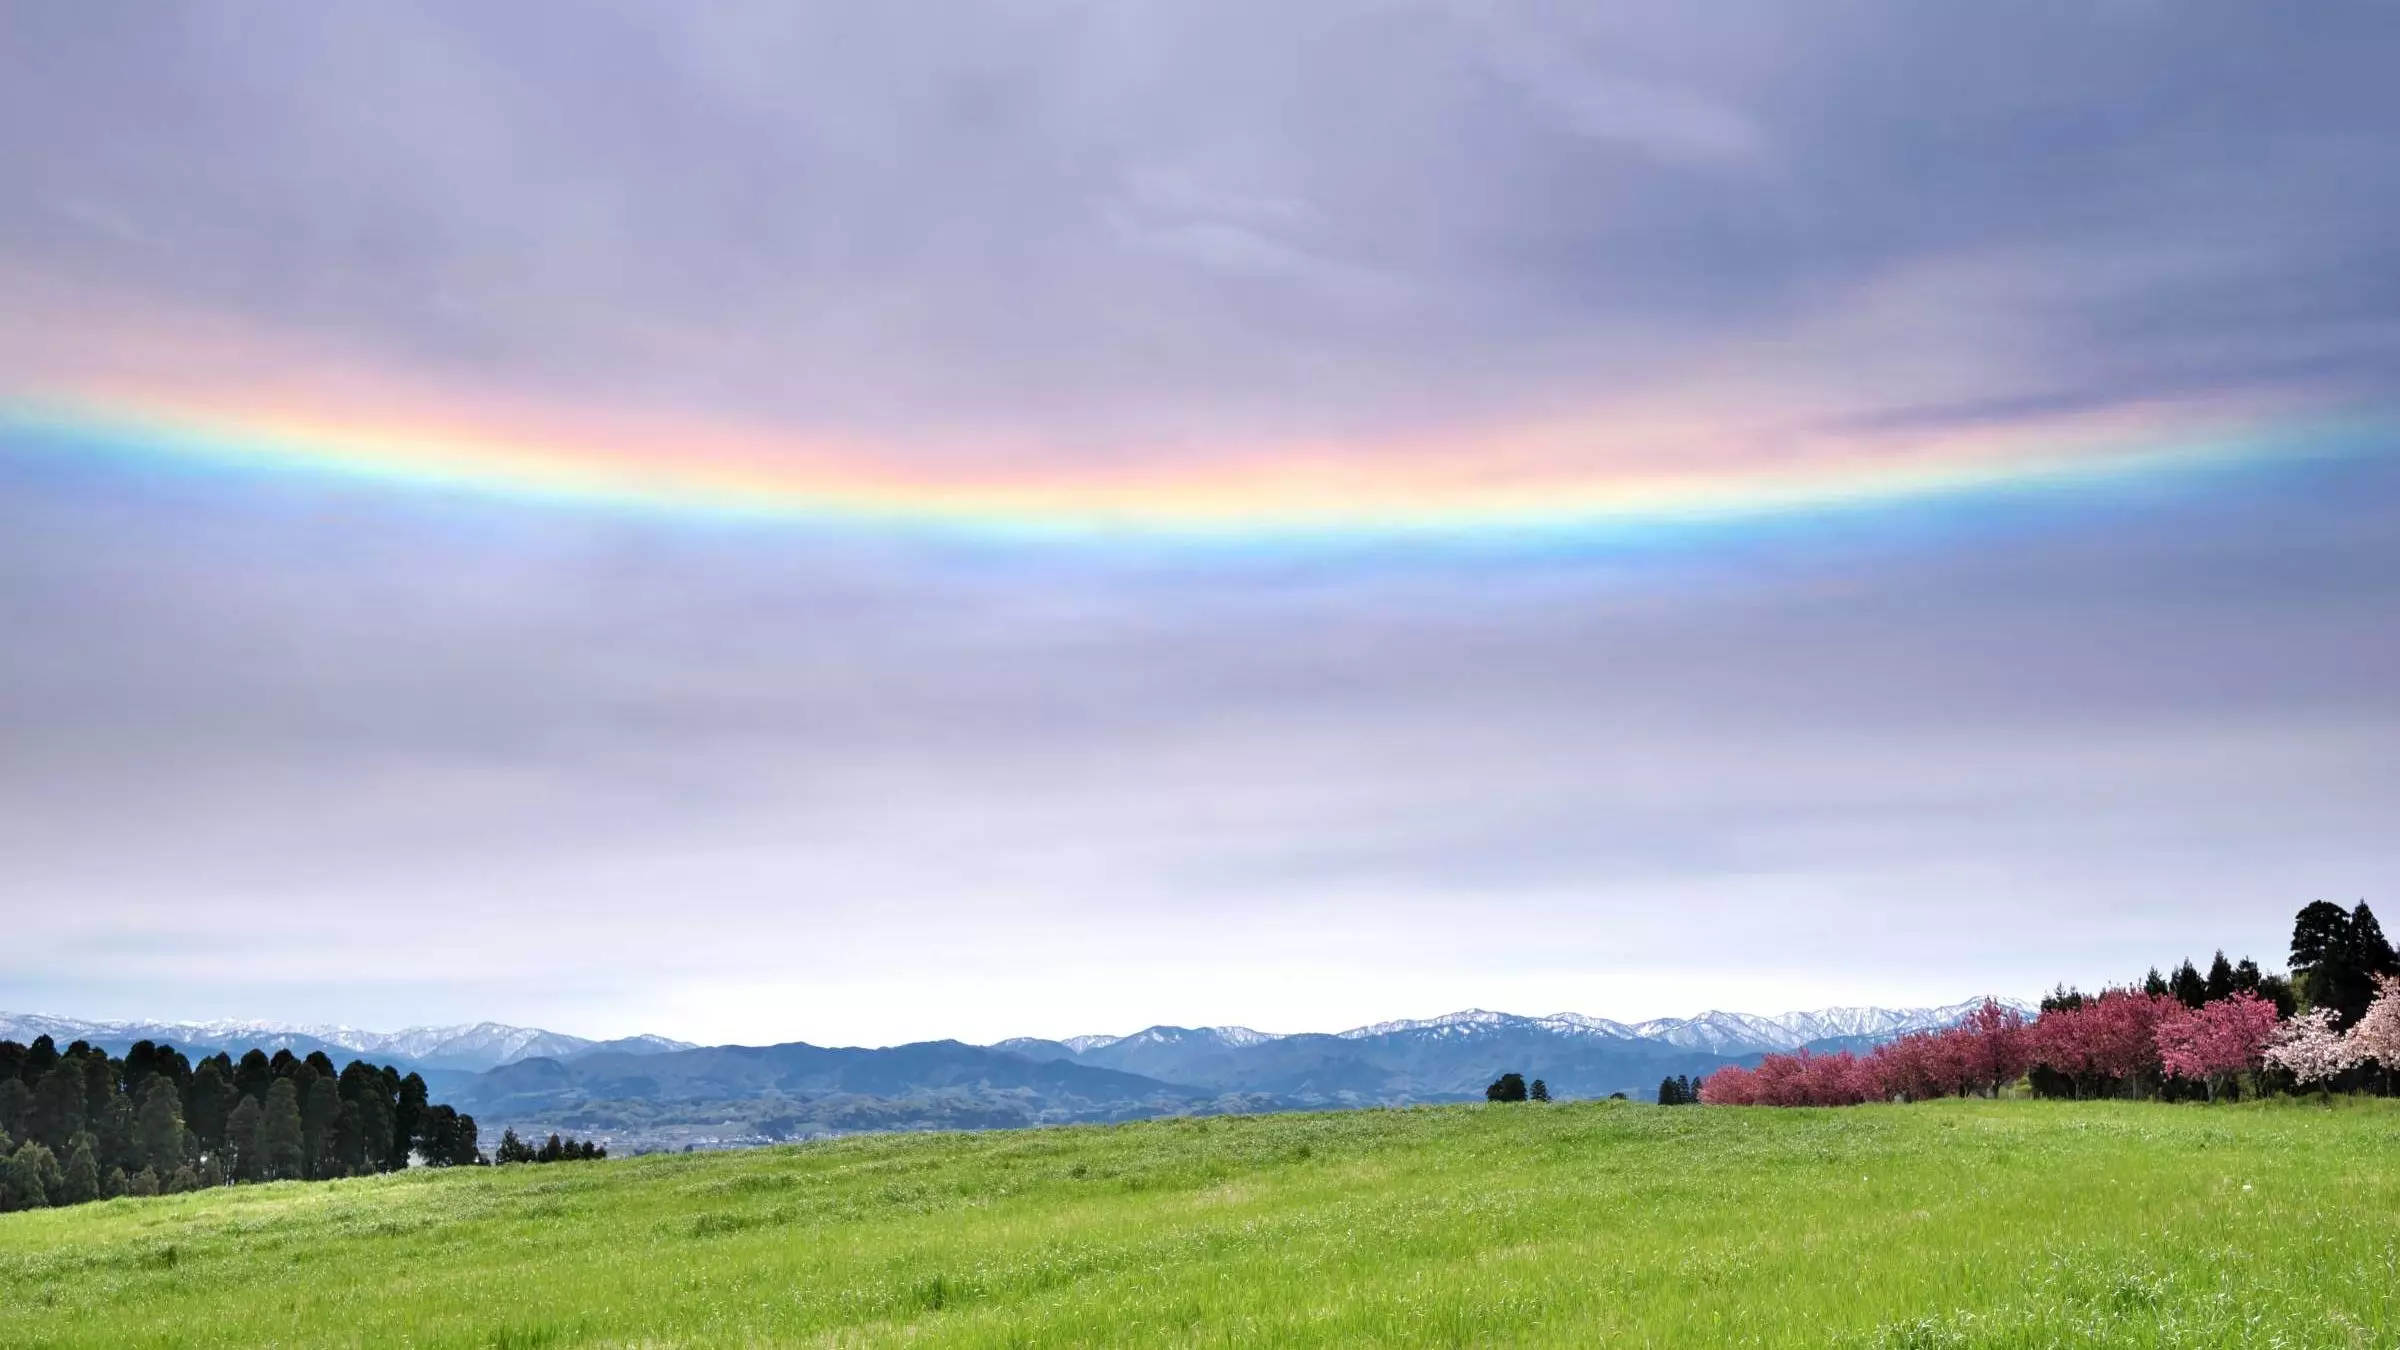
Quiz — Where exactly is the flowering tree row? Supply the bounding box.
[1697,985,2375,1107]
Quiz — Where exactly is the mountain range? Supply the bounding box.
[5,999,2021,1151]
[0,1013,694,1072]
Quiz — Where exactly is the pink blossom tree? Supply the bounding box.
[1955,1000,2032,1095]
[2154,992,2281,1101]
[2083,991,2173,1097]
[1698,1064,1758,1105]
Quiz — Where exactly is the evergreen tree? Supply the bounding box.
[59,1135,100,1205]
[2204,952,2236,1002]
[392,1074,429,1170]
[234,1049,275,1105]
[2143,968,2170,998]
[2169,960,2208,1009]
[80,1051,116,1130]
[1485,1072,1528,1103]
[4,1140,59,1210]
[24,1035,59,1080]
[225,1096,265,1182]
[2232,957,2264,994]
[184,1059,232,1156]
[260,1080,305,1181]
[127,1167,160,1197]
[102,1166,127,1199]
[1657,1076,1684,1106]
[0,1078,30,1143]
[94,1093,137,1178]
[29,1065,87,1151]
[300,1070,341,1179]
[2291,900,2356,1016]
[1528,1079,1551,1102]
[2352,903,2397,982]
[136,1077,187,1174]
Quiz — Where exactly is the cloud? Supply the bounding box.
[1,3,2397,1039]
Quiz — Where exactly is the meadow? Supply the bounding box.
[4,1098,2397,1348]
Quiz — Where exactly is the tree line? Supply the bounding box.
[0,1037,482,1212]
[493,1128,606,1164]
[1701,900,2394,1108]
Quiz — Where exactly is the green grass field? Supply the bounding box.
[5,1098,2398,1348]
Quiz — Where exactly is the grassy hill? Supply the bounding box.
[5,1098,2398,1347]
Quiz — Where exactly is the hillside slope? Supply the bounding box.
[3,1099,2394,1348]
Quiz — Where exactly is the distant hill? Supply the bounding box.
[0,1013,695,1072]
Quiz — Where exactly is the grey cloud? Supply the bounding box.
[4,3,2396,444]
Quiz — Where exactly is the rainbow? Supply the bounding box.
[0,391,2385,549]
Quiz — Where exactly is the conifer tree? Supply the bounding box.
[261,1080,305,1180]
[301,1073,341,1179]
[59,1135,100,1206]
[0,1078,29,1143]
[2204,952,2236,1002]
[1529,1079,1551,1102]
[29,1065,86,1151]
[185,1059,232,1156]
[2170,960,2208,1009]
[225,1096,265,1182]
[136,1077,186,1174]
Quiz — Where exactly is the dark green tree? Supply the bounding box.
[2351,903,2397,983]
[260,1080,305,1181]
[0,1078,29,1143]
[1528,1079,1551,1102]
[225,1096,265,1182]
[2204,952,2236,1002]
[59,1135,100,1205]
[137,1078,187,1174]
[94,1092,137,1177]
[233,1049,275,1104]
[28,1065,87,1151]
[392,1074,429,1170]
[2292,900,2356,1018]
[299,1070,341,1179]
[80,1051,116,1130]
[1485,1072,1528,1103]
[2232,957,2263,994]
[2142,968,2170,998]
[1657,1076,1684,1106]
[185,1058,232,1157]
[3,1140,58,1210]
[2169,960,2208,1009]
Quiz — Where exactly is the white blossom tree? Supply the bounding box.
[2264,1006,2353,1087]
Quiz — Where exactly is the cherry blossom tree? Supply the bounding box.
[2343,975,2400,1086]
[2154,992,2281,1101]
[2264,1006,2353,1088]
[1955,1000,2032,1096]
[2083,991,2173,1096]
[1698,1064,1758,1105]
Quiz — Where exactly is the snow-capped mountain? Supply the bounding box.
[1061,1025,1281,1054]
[0,1013,694,1072]
[1625,999,2028,1056]
[1336,1010,1641,1041]
[1027,998,2025,1065]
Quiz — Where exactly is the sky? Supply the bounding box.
[3,2,2397,1048]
